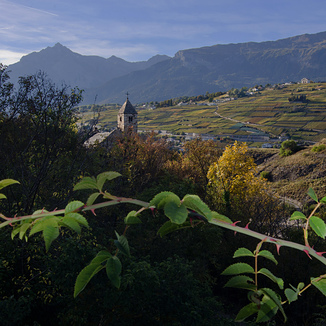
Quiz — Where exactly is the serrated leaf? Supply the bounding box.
[65,201,84,214]
[60,216,81,233]
[124,211,142,225]
[32,209,49,215]
[285,288,298,303]
[290,211,307,221]
[106,256,121,288]
[19,222,31,240]
[260,288,287,322]
[43,225,60,251]
[222,263,254,275]
[182,195,212,221]
[309,216,326,239]
[224,275,256,291]
[29,216,59,236]
[311,276,326,296]
[96,171,121,192]
[235,303,259,322]
[86,192,101,206]
[73,177,98,191]
[233,248,255,258]
[74,262,105,297]
[258,250,278,265]
[256,297,278,323]
[308,187,318,202]
[164,201,188,224]
[0,179,19,190]
[211,211,232,223]
[149,191,179,208]
[65,213,89,228]
[90,251,112,265]
[258,268,284,289]
[11,227,21,239]
[157,220,191,237]
[114,232,130,257]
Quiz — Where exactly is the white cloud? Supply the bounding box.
[0,50,26,65]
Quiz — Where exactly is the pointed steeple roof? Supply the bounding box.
[119,96,137,115]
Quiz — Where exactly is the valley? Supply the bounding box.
[80,81,326,146]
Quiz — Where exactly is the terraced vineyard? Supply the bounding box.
[79,82,326,143]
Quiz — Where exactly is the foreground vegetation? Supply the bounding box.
[1,65,326,325]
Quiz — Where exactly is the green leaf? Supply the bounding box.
[124,211,142,225]
[90,250,112,264]
[29,216,60,236]
[182,195,212,221]
[43,225,60,251]
[321,196,326,204]
[308,187,318,202]
[0,194,7,200]
[221,263,254,275]
[164,201,188,224]
[149,191,179,208]
[96,172,121,192]
[114,232,130,257]
[106,256,122,288]
[311,276,326,296]
[11,226,21,239]
[258,268,284,289]
[260,288,287,322]
[74,263,105,297]
[256,297,278,323]
[157,220,191,237]
[74,177,98,191]
[258,250,278,265]
[19,222,31,240]
[290,211,307,221]
[86,192,101,206]
[211,211,232,224]
[0,179,19,190]
[309,216,326,239]
[233,248,254,258]
[65,201,84,214]
[224,275,256,291]
[285,288,298,303]
[235,303,259,322]
[60,216,81,233]
[64,213,89,228]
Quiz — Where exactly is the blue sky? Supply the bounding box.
[1,0,326,65]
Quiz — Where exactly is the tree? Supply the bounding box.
[207,141,267,216]
[0,69,85,215]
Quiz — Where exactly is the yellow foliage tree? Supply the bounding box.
[207,141,267,215]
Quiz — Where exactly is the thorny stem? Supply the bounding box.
[209,219,326,266]
[1,196,326,268]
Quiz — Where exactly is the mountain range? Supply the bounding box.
[7,31,326,104]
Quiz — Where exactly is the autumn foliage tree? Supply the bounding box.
[206,141,280,228]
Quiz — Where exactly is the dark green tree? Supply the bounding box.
[0,68,85,215]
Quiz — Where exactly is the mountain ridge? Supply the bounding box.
[7,32,326,104]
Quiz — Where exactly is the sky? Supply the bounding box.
[1,0,326,65]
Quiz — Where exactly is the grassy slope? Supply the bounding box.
[253,139,326,203]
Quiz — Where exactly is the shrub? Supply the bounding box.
[311,144,326,153]
[260,170,271,181]
[279,140,299,157]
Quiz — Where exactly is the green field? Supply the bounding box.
[79,82,326,142]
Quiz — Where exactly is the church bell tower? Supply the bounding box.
[117,94,138,132]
